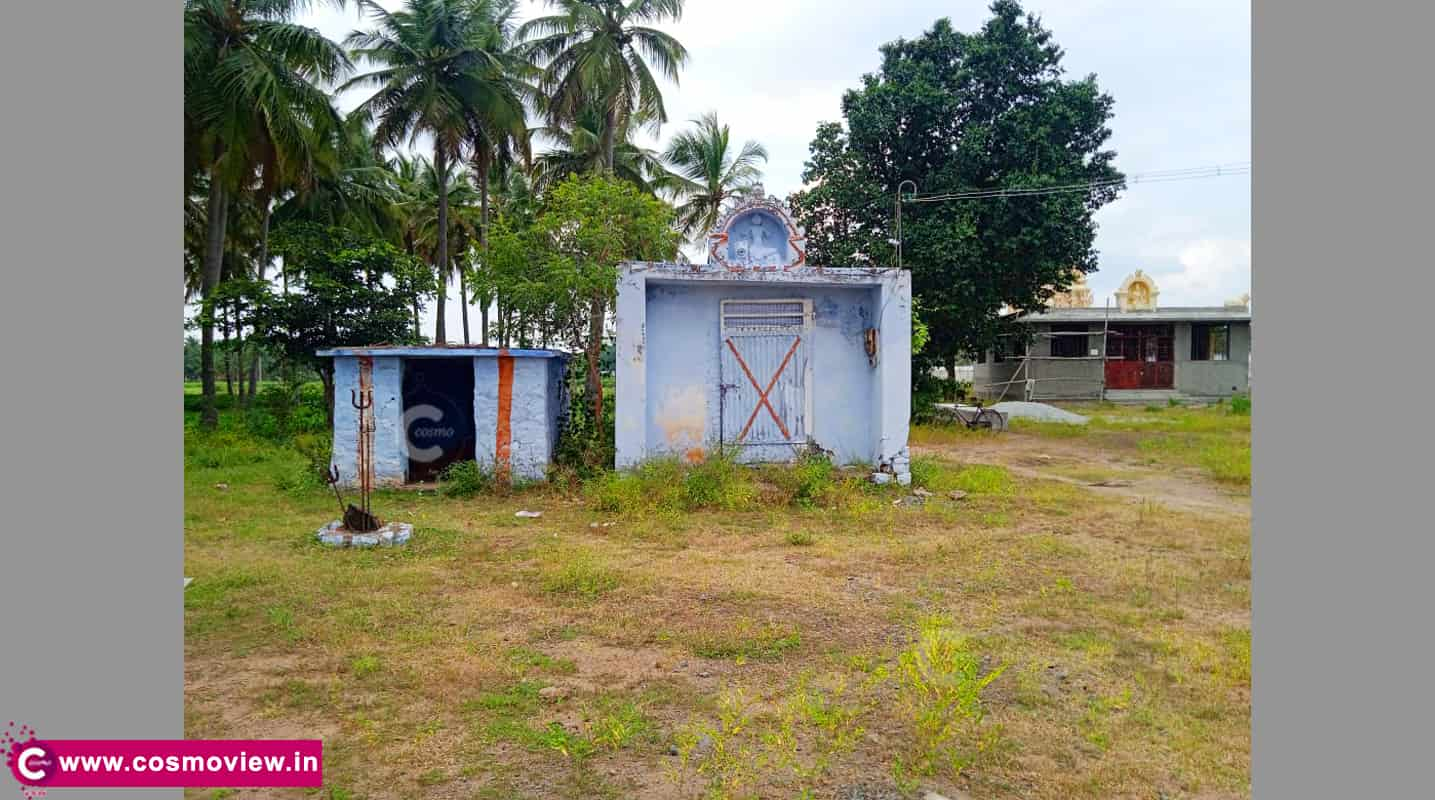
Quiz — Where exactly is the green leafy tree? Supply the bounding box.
[663,111,768,240]
[788,1,1124,399]
[344,0,528,344]
[519,0,689,171]
[184,0,351,427]
[255,224,423,421]
[526,174,678,424]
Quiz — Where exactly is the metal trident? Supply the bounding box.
[350,388,375,520]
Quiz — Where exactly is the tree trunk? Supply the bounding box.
[477,155,491,347]
[319,365,335,429]
[248,200,271,399]
[459,267,471,345]
[199,169,228,429]
[944,351,958,402]
[234,301,246,402]
[480,295,490,348]
[601,101,618,173]
[496,295,504,347]
[433,144,449,344]
[222,317,233,396]
[587,295,605,424]
[404,236,421,340]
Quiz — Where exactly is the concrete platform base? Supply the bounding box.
[316,520,413,548]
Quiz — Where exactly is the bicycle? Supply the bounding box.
[944,399,1008,431]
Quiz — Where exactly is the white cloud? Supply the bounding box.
[1155,238,1251,304]
[288,0,1250,329]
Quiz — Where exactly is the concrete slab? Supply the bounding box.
[316,520,413,548]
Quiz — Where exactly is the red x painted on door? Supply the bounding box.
[720,333,808,447]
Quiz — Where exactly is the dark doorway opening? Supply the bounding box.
[402,358,476,482]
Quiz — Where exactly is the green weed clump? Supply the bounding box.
[1201,442,1251,485]
[893,617,1005,783]
[1229,393,1251,415]
[439,460,491,498]
[541,550,621,600]
[910,456,1015,496]
[585,453,757,515]
[784,530,816,547]
[185,429,277,470]
[691,619,801,662]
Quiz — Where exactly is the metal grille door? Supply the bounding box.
[719,300,812,453]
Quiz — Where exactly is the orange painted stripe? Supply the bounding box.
[495,351,514,479]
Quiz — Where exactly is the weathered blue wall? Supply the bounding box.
[643,281,876,464]
[324,349,566,486]
[329,356,406,487]
[615,264,912,478]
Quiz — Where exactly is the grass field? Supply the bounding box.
[184,395,1250,800]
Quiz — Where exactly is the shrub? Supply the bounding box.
[785,530,816,546]
[553,352,615,480]
[1229,393,1251,416]
[894,617,1005,781]
[585,453,758,515]
[683,453,759,511]
[440,460,490,498]
[184,430,275,470]
[789,454,838,507]
[691,620,801,661]
[910,457,1015,496]
[586,470,650,514]
[756,452,851,508]
[541,550,620,599]
[910,456,943,491]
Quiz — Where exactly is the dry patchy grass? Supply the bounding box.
[185,406,1249,800]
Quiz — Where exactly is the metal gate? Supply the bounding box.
[719,299,812,457]
[1104,324,1174,389]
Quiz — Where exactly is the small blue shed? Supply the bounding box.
[318,346,569,486]
[614,191,913,483]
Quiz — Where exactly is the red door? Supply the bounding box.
[1105,325,1174,389]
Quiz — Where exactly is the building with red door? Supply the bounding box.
[974,271,1251,403]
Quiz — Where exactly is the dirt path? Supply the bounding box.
[915,432,1251,518]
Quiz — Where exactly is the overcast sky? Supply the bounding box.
[294,0,1250,331]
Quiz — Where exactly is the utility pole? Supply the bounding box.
[895,180,916,269]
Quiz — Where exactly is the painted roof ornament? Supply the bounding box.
[1047,269,1094,308]
[706,185,808,270]
[1115,269,1160,312]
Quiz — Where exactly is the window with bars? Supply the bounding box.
[1050,324,1090,358]
[1191,323,1231,361]
[720,299,812,333]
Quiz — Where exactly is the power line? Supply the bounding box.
[904,162,1250,204]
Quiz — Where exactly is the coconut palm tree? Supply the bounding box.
[184,0,351,427]
[273,115,405,242]
[518,0,689,172]
[463,1,533,346]
[531,98,674,194]
[663,112,768,239]
[397,157,484,343]
[344,0,528,344]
